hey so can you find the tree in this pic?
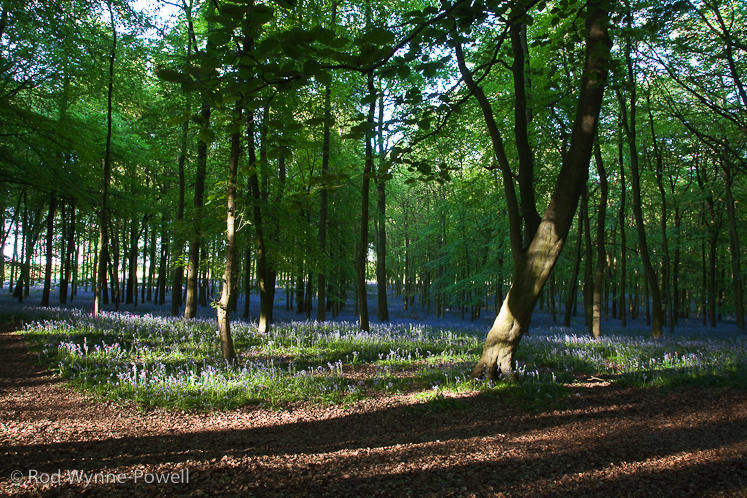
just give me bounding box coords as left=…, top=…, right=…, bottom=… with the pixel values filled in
left=461, top=0, right=613, bottom=379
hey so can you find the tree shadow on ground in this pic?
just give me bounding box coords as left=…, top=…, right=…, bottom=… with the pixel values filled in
left=2, top=382, right=747, bottom=497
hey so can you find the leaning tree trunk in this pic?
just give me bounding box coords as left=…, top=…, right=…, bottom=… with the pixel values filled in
left=463, top=1, right=612, bottom=379
left=619, top=13, right=663, bottom=339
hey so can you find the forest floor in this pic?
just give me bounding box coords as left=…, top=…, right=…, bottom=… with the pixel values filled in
left=2, top=317, right=747, bottom=498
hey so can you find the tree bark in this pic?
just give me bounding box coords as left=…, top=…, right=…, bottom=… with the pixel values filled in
left=185, top=6, right=208, bottom=319
left=357, top=69, right=375, bottom=332
left=247, top=107, right=273, bottom=334
left=375, top=89, right=389, bottom=323
left=582, top=187, right=593, bottom=330
left=157, top=224, right=168, bottom=305
left=126, top=218, right=139, bottom=305
left=94, top=1, right=116, bottom=316
left=215, top=103, right=241, bottom=362
left=461, top=0, right=612, bottom=378
left=723, top=161, right=744, bottom=330
left=592, top=141, right=607, bottom=338
left=41, top=193, right=56, bottom=307
left=648, top=103, right=674, bottom=333
left=618, top=131, right=627, bottom=327
left=564, top=214, right=582, bottom=327
left=170, top=105, right=188, bottom=316
left=618, top=14, right=663, bottom=338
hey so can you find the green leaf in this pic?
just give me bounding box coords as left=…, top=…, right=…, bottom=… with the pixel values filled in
left=197, top=128, right=216, bottom=143
left=329, top=36, right=349, bottom=49
left=208, top=31, right=232, bottom=46
left=398, top=65, right=411, bottom=78
left=225, top=121, right=243, bottom=135
left=364, top=26, right=395, bottom=45
left=316, top=71, right=332, bottom=87
left=310, top=26, right=336, bottom=45
left=303, top=59, right=321, bottom=74
left=167, top=115, right=190, bottom=127
left=250, top=4, right=275, bottom=26
left=259, top=38, right=280, bottom=54
left=156, top=69, right=187, bottom=83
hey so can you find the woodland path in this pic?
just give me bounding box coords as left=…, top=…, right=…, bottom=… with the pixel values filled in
left=1, top=322, right=747, bottom=497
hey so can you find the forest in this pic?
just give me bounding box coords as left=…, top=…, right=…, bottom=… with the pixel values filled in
left=2, top=1, right=747, bottom=496
left=1, top=0, right=746, bottom=378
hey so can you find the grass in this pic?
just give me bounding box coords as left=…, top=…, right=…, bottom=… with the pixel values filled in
left=7, top=305, right=747, bottom=412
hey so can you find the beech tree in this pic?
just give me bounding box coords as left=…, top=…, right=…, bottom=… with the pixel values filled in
left=448, top=0, right=613, bottom=378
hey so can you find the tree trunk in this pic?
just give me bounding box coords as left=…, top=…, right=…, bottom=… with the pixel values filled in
left=243, top=246, right=252, bottom=318
left=316, top=2, right=336, bottom=322
left=304, top=271, right=313, bottom=319
left=701, top=238, right=707, bottom=326
left=41, top=193, right=56, bottom=307
left=376, top=89, right=389, bottom=322
left=618, top=133, right=627, bottom=327
left=157, top=226, right=168, bottom=305
left=649, top=104, right=674, bottom=333
left=170, top=122, right=187, bottom=315
left=582, top=188, right=593, bottom=331
left=464, top=1, right=612, bottom=378
left=673, top=207, right=681, bottom=323
left=216, top=103, right=241, bottom=362
left=723, top=162, right=744, bottom=330
left=592, top=141, right=607, bottom=338
left=185, top=106, right=208, bottom=318
left=126, top=218, right=138, bottom=305
left=708, top=223, right=717, bottom=328
left=60, top=201, right=75, bottom=304
left=147, top=222, right=156, bottom=302
left=94, top=0, right=116, bottom=317
left=247, top=107, right=273, bottom=334
left=618, top=16, right=663, bottom=338
left=564, top=214, right=583, bottom=327
left=357, top=69, right=375, bottom=332
left=199, top=244, right=208, bottom=307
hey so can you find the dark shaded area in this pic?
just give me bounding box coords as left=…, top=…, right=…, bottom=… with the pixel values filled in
left=2, top=318, right=747, bottom=497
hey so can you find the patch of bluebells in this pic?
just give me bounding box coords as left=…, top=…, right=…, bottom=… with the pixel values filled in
left=15, top=303, right=747, bottom=410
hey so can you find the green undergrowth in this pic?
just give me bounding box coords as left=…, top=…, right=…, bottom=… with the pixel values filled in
left=14, top=308, right=747, bottom=412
